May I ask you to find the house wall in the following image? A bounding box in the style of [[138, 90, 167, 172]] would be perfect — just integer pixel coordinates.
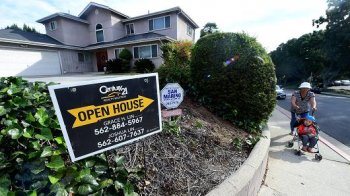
[[59, 49, 93, 73], [59, 20, 90, 46], [44, 18, 90, 46], [111, 14, 126, 41], [45, 18, 65, 44], [130, 12, 178, 39], [86, 8, 115, 44], [177, 15, 195, 41]]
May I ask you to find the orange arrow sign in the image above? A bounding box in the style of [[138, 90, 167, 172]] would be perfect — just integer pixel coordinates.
[[67, 95, 154, 128]]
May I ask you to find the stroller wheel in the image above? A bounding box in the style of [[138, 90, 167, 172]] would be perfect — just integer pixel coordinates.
[[287, 141, 294, 148], [295, 150, 302, 156], [315, 154, 322, 161]]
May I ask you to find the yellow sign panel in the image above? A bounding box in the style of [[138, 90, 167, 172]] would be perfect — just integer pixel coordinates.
[[68, 95, 154, 128]]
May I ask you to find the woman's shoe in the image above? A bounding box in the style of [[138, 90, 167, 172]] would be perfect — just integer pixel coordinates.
[[302, 146, 308, 151], [307, 148, 314, 153]]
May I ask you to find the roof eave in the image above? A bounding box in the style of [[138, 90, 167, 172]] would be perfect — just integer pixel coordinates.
[[37, 13, 89, 24], [78, 2, 129, 19], [85, 36, 175, 50], [121, 7, 179, 23], [178, 10, 199, 28], [0, 38, 82, 50]]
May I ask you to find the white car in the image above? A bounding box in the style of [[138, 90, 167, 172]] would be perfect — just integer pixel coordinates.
[[341, 80, 350, 86], [276, 85, 286, 99]]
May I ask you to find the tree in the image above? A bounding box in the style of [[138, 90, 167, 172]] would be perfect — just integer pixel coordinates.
[[5, 23, 38, 33], [200, 22, 219, 37], [314, 0, 350, 78]]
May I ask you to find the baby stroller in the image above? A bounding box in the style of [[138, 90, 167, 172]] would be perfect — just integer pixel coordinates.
[[287, 113, 323, 161]]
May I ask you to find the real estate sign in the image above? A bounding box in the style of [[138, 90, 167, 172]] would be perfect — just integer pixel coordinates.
[[48, 73, 162, 162]]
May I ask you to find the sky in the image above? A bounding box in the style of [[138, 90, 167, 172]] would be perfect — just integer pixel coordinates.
[[0, 0, 328, 51]]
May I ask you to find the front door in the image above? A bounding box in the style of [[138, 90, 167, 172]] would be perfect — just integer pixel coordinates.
[[96, 50, 108, 72]]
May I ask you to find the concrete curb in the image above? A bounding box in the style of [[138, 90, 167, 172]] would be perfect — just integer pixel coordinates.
[[206, 128, 270, 196]]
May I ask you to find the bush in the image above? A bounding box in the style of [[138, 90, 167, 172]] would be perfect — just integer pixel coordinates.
[[118, 49, 133, 61], [105, 58, 130, 73], [0, 77, 141, 195], [161, 41, 192, 67], [191, 32, 276, 132], [157, 64, 190, 89], [134, 59, 155, 73], [158, 41, 192, 89]]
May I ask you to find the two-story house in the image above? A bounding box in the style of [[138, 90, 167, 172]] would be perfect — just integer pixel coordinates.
[[0, 2, 198, 76]]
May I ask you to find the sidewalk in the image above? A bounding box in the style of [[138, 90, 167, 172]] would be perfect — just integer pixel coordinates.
[[259, 107, 350, 196]]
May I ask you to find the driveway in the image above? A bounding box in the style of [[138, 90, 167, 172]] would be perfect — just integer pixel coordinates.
[[23, 72, 132, 84]]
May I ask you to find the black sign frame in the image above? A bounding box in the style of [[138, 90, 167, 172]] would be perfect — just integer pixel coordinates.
[[48, 73, 162, 162]]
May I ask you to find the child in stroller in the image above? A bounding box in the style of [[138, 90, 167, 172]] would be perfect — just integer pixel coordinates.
[[297, 115, 317, 152], [287, 114, 322, 160]]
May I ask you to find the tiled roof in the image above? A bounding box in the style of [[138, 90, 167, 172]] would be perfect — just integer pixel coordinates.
[[0, 29, 63, 45], [122, 7, 199, 28], [86, 32, 173, 47]]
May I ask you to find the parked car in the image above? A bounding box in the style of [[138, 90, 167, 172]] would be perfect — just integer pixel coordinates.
[[311, 87, 322, 94], [341, 80, 350, 86], [332, 80, 342, 86], [276, 85, 286, 99]]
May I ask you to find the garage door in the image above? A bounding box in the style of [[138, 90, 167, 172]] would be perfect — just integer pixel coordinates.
[[0, 48, 61, 77]]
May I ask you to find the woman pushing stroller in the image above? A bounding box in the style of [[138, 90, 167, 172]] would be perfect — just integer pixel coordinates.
[[290, 82, 317, 135]]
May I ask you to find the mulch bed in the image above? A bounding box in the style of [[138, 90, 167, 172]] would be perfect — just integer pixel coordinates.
[[115, 98, 250, 195]]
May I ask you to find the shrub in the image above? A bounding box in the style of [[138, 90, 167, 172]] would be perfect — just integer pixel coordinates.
[[105, 58, 130, 73], [134, 59, 155, 73], [161, 41, 192, 67], [0, 77, 141, 195], [191, 32, 276, 132], [158, 41, 192, 89], [157, 64, 190, 89], [118, 49, 133, 61]]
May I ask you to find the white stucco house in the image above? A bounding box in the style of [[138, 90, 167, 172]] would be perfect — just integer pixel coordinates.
[[0, 2, 198, 77]]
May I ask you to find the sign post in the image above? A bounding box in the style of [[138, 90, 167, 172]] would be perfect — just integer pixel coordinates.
[[48, 73, 162, 162]]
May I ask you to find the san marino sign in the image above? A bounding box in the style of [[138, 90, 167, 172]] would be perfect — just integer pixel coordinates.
[[161, 83, 184, 109], [49, 73, 162, 162]]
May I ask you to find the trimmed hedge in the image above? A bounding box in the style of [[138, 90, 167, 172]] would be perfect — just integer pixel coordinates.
[[191, 32, 276, 132]]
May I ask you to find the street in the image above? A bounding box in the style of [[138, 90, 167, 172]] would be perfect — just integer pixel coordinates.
[[277, 91, 350, 148]]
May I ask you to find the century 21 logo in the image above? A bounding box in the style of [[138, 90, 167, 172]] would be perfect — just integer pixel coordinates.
[[99, 85, 128, 100]]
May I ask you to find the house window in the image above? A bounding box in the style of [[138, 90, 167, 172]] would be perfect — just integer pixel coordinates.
[[149, 16, 170, 31], [126, 23, 134, 35], [133, 44, 158, 59], [114, 48, 124, 58], [49, 21, 57, 31], [78, 53, 85, 62], [187, 24, 193, 36], [96, 24, 104, 42]]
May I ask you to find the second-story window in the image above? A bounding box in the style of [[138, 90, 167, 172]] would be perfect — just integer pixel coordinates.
[[49, 21, 57, 31], [187, 24, 193, 37], [96, 24, 104, 43], [149, 16, 170, 31], [126, 24, 134, 35]]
